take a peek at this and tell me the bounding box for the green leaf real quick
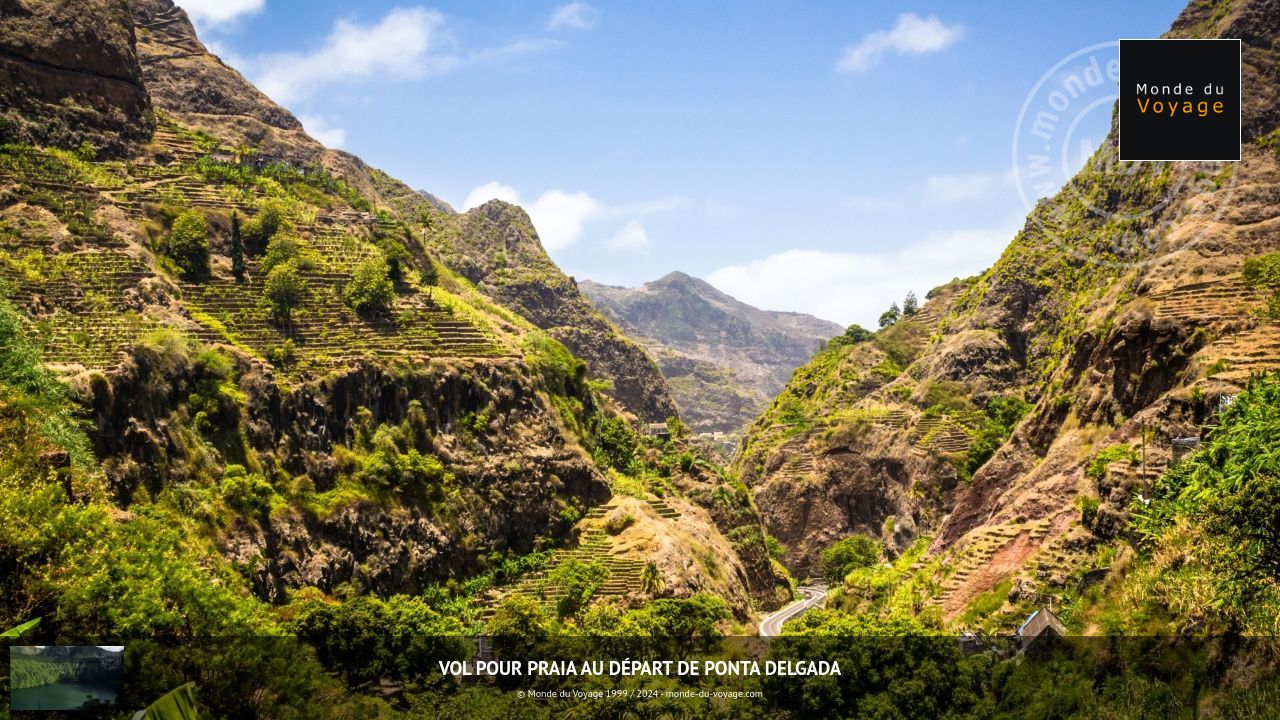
[132,682,199,720]
[0,617,40,639]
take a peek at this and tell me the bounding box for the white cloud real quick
[298,115,347,148]
[837,13,964,73]
[177,0,264,28]
[252,7,457,104]
[461,183,601,252]
[605,220,650,252]
[706,221,1018,327]
[463,181,521,209]
[526,190,602,251]
[461,183,686,253]
[548,2,599,31]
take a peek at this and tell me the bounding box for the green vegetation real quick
[829,323,874,348]
[230,212,245,280]
[965,395,1031,476]
[262,260,306,320]
[1086,443,1138,482]
[343,254,396,315]
[165,210,209,278]
[878,301,901,328]
[548,558,610,618]
[1243,251,1280,322]
[220,464,274,516]
[287,594,469,683]
[820,534,882,584]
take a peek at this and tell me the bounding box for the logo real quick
[1012,41,1239,269]
[1119,39,1241,161]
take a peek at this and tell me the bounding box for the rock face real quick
[0,0,756,615]
[0,0,152,155]
[427,201,680,423]
[582,272,842,434]
[735,0,1280,609]
[87,346,610,600]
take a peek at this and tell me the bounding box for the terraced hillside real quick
[0,123,507,375]
[735,0,1280,635]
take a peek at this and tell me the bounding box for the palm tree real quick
[641,562,663,595]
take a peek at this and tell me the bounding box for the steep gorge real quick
[736,0,1280,628]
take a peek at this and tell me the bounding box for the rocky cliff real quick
[582,272,842,434]
[426,201,679,423]
[736,0,1280,620]
[0,0,153,155]
[0,0,775,623]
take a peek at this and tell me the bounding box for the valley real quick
[1,0,1279,716]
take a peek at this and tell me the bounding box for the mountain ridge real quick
[733,0,1280,631]
[581,271,842,434]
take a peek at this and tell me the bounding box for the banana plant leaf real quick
[131,682,199,720]
[0,618,40,639]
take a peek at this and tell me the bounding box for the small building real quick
[645,422,670,439]
[1017,607,1066,651]
[1171,436,1201,463]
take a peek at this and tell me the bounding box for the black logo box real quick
[1119,38,1241,162]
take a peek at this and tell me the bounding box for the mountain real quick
[581,272,842,435]
[735,0,1280,628]
[423,202,678,424]
[0,0,790,693]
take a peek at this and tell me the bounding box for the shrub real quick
[837,323,875,345]
[1086,444,1137,483]
[166,210,209,278]
[373,233,412,284]
[820,534,881,583]
[591,415,638,472]
[241,201,286,252]
[966,395,1032,476]
[419,258,439,286]
[603,512,635,535]
[343,255,395,315]
[268,339,297,366]
[549,559,609,618]
[260,232,314,274]
[1244,252,1280,322]
[263,261,306,320]
[288,595,468,683]
[221,465,274,515]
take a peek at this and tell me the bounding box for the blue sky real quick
[178,0,1186,327]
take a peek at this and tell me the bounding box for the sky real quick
[177,0,1187,327]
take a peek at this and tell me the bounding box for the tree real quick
[548,558,609,618]
[343,255,396,315]
[1243,251,1280,322]
[902,291,919,316]
[486,595,552,661]
[230,212,245,281]
[878,302,901,328]
[241,201,286,253]
[419,258,439,287]
[831,324,875,348]
[166,210,210,278]
[261,233,301,275]
[645,594,729,659]
[374,233,412,284]
[820,534,881,583]
[641,561,663,595]
[263,261,306,320]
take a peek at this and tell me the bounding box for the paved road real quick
[758,585,827,637]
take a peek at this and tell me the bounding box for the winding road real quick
[758,585,828,637]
